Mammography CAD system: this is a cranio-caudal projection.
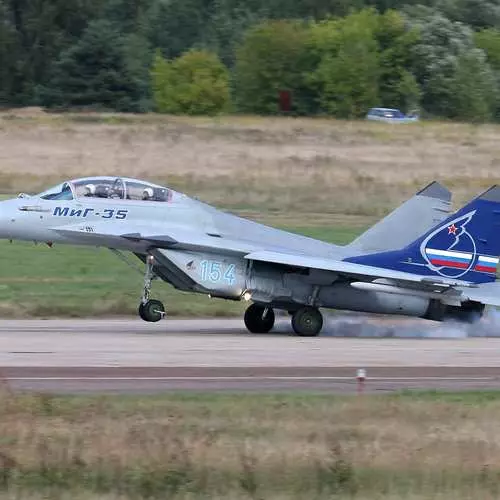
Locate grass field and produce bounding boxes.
[1,389,500,499]
[1,109,499,316]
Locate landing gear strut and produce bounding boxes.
[291,306,323,337]
[244,303,275,333]
[138,255,165,322]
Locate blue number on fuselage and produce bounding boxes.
[223,264,236,285]
[200,260,236,285]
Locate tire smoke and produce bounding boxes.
[319,309,500,338]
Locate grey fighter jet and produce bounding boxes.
[2,176,500,336]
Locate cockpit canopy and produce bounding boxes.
[37,177,171,202]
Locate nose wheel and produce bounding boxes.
[138,255,166,322]
[139,299,165,322]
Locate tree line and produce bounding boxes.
[2,0,500,121]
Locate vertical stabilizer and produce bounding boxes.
[348,182,451,254]
[346,186,500,285]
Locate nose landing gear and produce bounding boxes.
[138,255,166,322]
[139,299,165,322]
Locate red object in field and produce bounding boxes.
[279,90,291,112]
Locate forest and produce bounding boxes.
[2,0,500,121]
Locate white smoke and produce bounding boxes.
[316,309,500,338]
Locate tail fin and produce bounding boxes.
[348,181,451,254]
[345,185,500,284]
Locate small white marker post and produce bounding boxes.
[356,369,366,395]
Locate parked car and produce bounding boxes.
[366,107,419,123]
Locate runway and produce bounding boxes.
[0,317,500,393]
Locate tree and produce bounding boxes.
[365,0,435,12]
[452,49,496,121]
[151,49,230,115]
[411,13,479,117]
[308,9,380,117]
[203,0,367,67]
[146,0,212,60]
[233,20,314,114]
[437,0,500,30]
[475,28,500,119]
[410,13,497,120]
[39,19,150,111]
[376,10,421,111]
[203,0,263,67]
[0,1,20,105]
[101,0,153,33]
[475,28,500,70]
[2,0,101,105]
[262,0,362,19]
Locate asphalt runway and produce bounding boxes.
[1,317,500,394]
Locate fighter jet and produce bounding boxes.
[1,176,500,336]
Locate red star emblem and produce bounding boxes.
[448,224,458,235]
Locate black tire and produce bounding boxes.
[138,299,165,322]
[244,303,275,333]
[291,307,323,337]
[138,303,147,321]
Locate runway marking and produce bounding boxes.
[4,376,498,381]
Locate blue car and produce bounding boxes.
[366,107,419,123]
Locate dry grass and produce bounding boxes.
[1,111,500,218]
[1,389,500,498]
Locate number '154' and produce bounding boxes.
[199,261,236,285]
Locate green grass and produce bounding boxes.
[391,389,500,404]
[286,225,361,244]
[0,224,361,317]
[2,390,500,499]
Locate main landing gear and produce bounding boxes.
[291,306,323,337]
[138,255,165,322]
[243,303,323,336]
[244,303,275,333]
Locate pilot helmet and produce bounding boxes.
[142,187,154,200]
[84,184,96,196]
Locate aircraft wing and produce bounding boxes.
[244,250,500,308]
[457,282,500,307]
[244,250,472,288]
[50,221,155,246]
[53,221,480,289]
[51,221,262,254]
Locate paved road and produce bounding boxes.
[0,317,499,393]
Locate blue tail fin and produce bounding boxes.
[345,186,500,284]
